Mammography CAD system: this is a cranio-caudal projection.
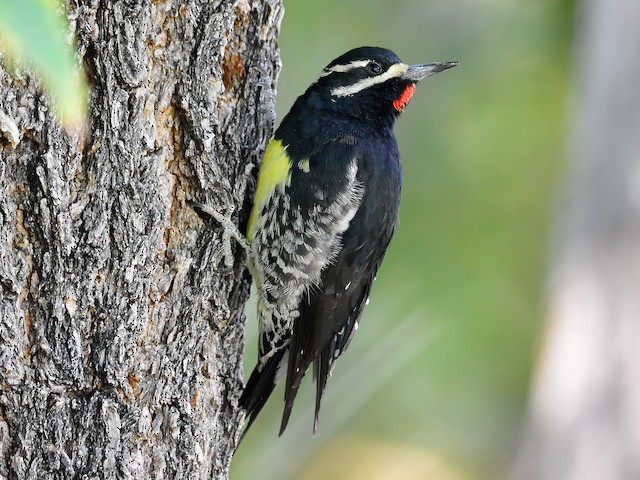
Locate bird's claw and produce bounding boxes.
[192,202,250,268]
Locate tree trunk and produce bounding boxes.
[515,0,640,478]
[0,1,282,478]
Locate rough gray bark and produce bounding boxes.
[515,0,640,479]
[0,0,282,478]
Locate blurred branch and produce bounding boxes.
[515,0,640,478]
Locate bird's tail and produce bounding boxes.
[312,347,333,434]
[239,348,287,441]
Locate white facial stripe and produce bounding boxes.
[330,63,409,97]
[320,60,370,77]
[328,60,370,73]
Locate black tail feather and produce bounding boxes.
[239,348,286,441]
[279,356,306,435]
[279,319,314,435]
[313,346,333,434]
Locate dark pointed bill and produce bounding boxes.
[402,61,459,82]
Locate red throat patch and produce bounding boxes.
[393,83,416,111]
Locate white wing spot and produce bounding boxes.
[298,159,310,173]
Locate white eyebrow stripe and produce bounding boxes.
[330,63,409,97]
[320,60,370,77]
[328,60,370,73]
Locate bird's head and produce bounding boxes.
[310,46,458,123]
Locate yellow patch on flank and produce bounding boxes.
[247,138,292,242]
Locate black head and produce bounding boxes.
[308,46,458,124]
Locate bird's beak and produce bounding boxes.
[402,61,459,82]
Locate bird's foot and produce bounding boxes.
[192,202,250,268]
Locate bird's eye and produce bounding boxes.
[368,62,383,74]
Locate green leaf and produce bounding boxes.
[0,0,87,128]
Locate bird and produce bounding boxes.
[236,46,458,437]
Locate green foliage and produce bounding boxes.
[233,0,574,479]
[0,0,87,126]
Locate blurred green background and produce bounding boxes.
[233,0,573,479]
[0,0,574,477]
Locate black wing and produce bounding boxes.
[279,140,402,434]
[240,138,368,437]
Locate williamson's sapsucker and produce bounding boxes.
[235,46,457,437]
